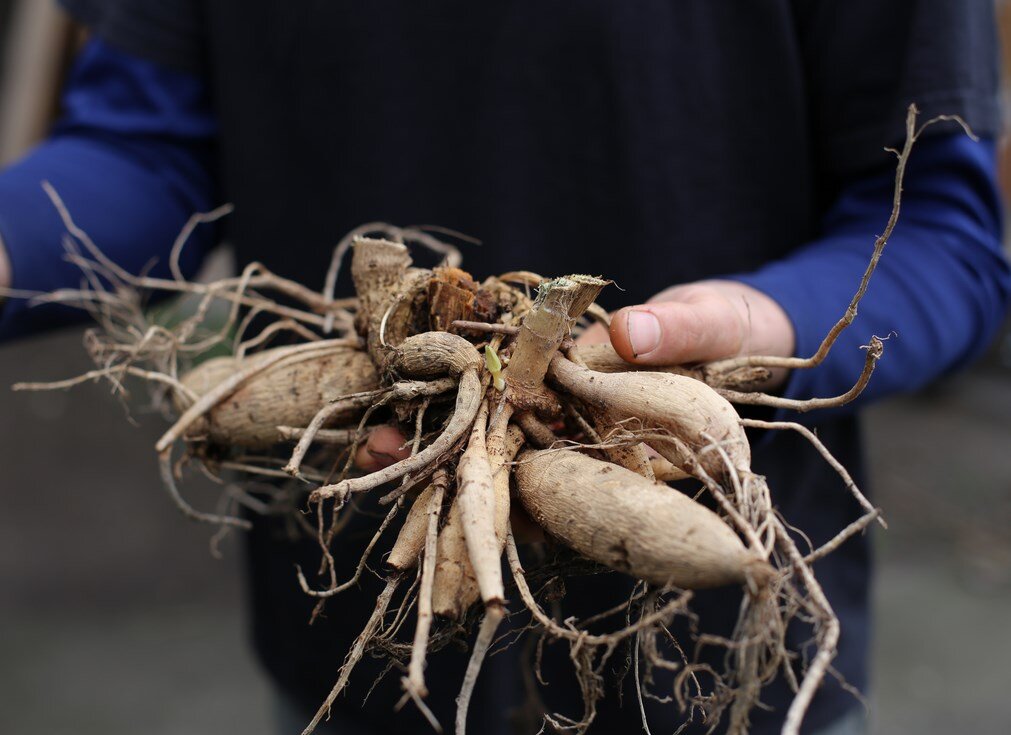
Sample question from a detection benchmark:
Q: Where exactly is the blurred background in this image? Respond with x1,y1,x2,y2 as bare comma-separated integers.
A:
2,2,1011,734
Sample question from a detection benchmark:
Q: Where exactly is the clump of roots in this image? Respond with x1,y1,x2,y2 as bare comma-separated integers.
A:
6,104,961,735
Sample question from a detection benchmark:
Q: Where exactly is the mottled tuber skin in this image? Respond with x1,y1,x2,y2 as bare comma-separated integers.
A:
515,448,770,589
456,404,504,606
176,343,379,449
387,482,440,572
548,354,750,480
431,422,524,618
390,331,482,379
430,492,474,618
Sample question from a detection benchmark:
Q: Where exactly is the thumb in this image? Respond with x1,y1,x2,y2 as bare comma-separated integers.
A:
609,296,745,366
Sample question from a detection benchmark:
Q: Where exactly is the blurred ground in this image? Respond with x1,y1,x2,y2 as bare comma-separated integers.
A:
2,322,1010,735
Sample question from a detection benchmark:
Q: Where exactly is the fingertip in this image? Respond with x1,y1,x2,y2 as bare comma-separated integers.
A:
609,307,638,363
611,306,670,364
354,443,380,473
356,425,412,471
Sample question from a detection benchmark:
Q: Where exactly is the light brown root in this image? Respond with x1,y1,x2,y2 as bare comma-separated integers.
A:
804,510,881,564
457,402,505,606
455,604,505,735
505,528,692,647
717,336,883,412
13,365,198,403
563,344,655,480
284,396,377,477
740,418,885,527
157,449,251,529
513,412,558,449
430,416,522,620
776,522,840,735
296,502,400,599
548,354,751,481
310,370,483,503
515,448,763,589
302,576,401,735
235,317,322,358
403,470,449,702
450,320,519,336
387,486,438,573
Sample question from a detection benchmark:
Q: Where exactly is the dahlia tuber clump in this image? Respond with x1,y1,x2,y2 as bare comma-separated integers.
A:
8,105,964,735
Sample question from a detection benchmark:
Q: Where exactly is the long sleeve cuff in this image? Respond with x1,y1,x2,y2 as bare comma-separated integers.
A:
0,137,209,339
0,37,217,341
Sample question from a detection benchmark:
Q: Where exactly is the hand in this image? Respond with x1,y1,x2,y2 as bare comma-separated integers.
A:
355,280,794,471
605,280,795,388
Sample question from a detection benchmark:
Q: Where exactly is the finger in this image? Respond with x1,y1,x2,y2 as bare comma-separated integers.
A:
354,425,413,472
609,296,744,365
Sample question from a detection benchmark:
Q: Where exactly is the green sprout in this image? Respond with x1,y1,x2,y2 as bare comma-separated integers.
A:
484,344,505,391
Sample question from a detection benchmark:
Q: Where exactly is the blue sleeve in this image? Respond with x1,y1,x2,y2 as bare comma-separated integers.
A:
0,38,217,340
733,133,1010,420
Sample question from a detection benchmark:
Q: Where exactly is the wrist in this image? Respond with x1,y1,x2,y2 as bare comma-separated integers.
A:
0,233,9,289
0,233,9,320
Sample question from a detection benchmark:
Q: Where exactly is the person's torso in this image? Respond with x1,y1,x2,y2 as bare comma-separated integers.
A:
199,4,866,733
204,1,819,306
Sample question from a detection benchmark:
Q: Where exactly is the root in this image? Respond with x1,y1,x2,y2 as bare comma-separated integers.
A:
277,426,358,446
506,529,692,647
9,191,905,735
302,576,401,735
457,401,505,606
707,105,969,378
403,470,448,701
775,523,840,735
456,604,505,735
284,396,378,477
296,502,401,599
310,370,483,503
718,336,884,412
740,418,885,527
13,364,197,403
158,449,251,529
